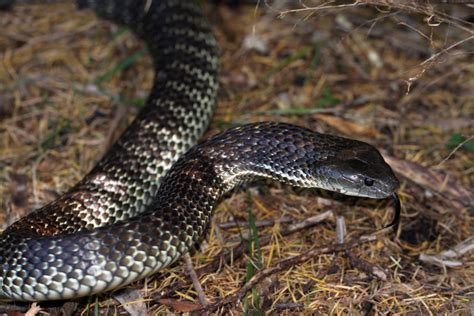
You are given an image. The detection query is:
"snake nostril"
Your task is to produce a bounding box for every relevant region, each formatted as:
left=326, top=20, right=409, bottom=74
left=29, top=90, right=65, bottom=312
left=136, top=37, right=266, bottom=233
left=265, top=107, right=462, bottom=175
left=364, top=178, right=374, bottom=186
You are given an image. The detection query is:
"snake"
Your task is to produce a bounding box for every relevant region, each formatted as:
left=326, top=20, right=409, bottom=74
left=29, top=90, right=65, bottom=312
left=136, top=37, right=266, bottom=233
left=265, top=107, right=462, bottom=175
left=0, top=0, right=400, bottom=302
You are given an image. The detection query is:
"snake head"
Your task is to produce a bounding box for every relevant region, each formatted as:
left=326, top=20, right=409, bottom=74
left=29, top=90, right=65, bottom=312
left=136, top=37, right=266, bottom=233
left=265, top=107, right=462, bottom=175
left=314, top=145, right=400, bottom=199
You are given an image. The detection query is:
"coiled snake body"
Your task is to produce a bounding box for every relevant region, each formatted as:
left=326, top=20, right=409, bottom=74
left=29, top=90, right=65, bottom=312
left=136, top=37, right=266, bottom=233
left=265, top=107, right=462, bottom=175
left=0, top=0, right=400, bottom=301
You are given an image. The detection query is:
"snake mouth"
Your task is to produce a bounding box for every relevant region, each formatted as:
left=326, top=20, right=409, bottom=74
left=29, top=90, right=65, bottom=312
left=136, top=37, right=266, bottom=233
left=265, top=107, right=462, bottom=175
left=384, top=192, right=401, bottom=229
left=368, top=176, right=400, bottom=200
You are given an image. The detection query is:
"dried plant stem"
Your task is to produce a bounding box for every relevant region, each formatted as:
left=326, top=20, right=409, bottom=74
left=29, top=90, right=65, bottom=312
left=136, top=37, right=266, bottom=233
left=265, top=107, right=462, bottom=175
left=152, top=211, right=333, bottom=303
left=183, top=253, right=209, bottom=307
left=202, top=235, right=377, bottom=313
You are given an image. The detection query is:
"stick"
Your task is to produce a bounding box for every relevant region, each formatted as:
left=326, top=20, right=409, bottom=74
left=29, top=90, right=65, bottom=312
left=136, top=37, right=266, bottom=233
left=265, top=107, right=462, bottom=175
left=183, top=253, right=209, bottom=307
left=153, top=211, right=333, bottom=302
left=202, top=235, right=377, bottom=313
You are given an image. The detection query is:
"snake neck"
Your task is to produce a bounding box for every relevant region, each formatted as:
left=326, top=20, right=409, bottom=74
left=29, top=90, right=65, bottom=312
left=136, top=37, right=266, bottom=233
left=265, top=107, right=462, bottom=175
left=150, top=122, right=347, bottom=248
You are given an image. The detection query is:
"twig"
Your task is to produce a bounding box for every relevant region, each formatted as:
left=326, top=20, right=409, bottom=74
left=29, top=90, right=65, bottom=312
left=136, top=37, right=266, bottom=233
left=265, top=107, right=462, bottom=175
left=421, top=34, right=474, bottom=64
left=153, top=211, right=333, bottom=302
left=346, top=252, right=388, bottom=281
left=358, top=0, right=474, bottom=35
left=336, top=216, right=346, bottom=245
left=336, top=216, right=387, bottom=280
left=201, top=235, right=377, bottom=313
left=280, top=210, right=333, bottom=234
left=183, top=253, right=209, bottom=307
left=278, top=2, right=361, bottom=17
left=405, top=35, right=473, bottom=91
left=436, top=135, right=474, bottom=168
left=216, top=210, right=334, bottom=273
left=419, top=237, right=474, bottom=269
left=218, top=216, right=293, bottom=229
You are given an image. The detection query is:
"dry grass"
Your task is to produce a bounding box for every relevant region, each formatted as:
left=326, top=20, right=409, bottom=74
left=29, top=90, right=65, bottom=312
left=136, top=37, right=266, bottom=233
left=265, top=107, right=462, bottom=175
left=0, top=1, right=472, bottom=315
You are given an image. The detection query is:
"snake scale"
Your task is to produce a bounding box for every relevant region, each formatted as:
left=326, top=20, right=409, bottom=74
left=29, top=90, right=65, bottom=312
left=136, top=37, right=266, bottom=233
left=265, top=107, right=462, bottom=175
left=0, top=0, right=400, bottom=301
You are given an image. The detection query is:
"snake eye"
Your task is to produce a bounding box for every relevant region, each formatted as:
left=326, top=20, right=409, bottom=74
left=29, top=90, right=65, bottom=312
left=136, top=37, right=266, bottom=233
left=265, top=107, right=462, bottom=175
left=364, top=178, right=374, bottom=186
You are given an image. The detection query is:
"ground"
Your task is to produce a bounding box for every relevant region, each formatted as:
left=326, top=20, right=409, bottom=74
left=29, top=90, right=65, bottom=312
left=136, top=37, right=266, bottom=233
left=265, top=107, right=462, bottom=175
left=0, top=1, right=472, bottom=315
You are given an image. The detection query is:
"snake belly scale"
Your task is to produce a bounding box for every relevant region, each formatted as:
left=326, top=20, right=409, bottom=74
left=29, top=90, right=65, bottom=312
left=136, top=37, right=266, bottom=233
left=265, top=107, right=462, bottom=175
left=0, top=0, right=400, bottom=301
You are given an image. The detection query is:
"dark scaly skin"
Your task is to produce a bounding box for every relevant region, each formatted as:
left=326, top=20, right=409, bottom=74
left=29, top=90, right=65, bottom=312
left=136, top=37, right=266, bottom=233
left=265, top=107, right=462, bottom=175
left=5, top=0, right=219, bottom=235
left=0, top=0, right=219, bottom=300
left=0, top=1, right=400, bottom=302
left=0, top=122, right=399, bottom=301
